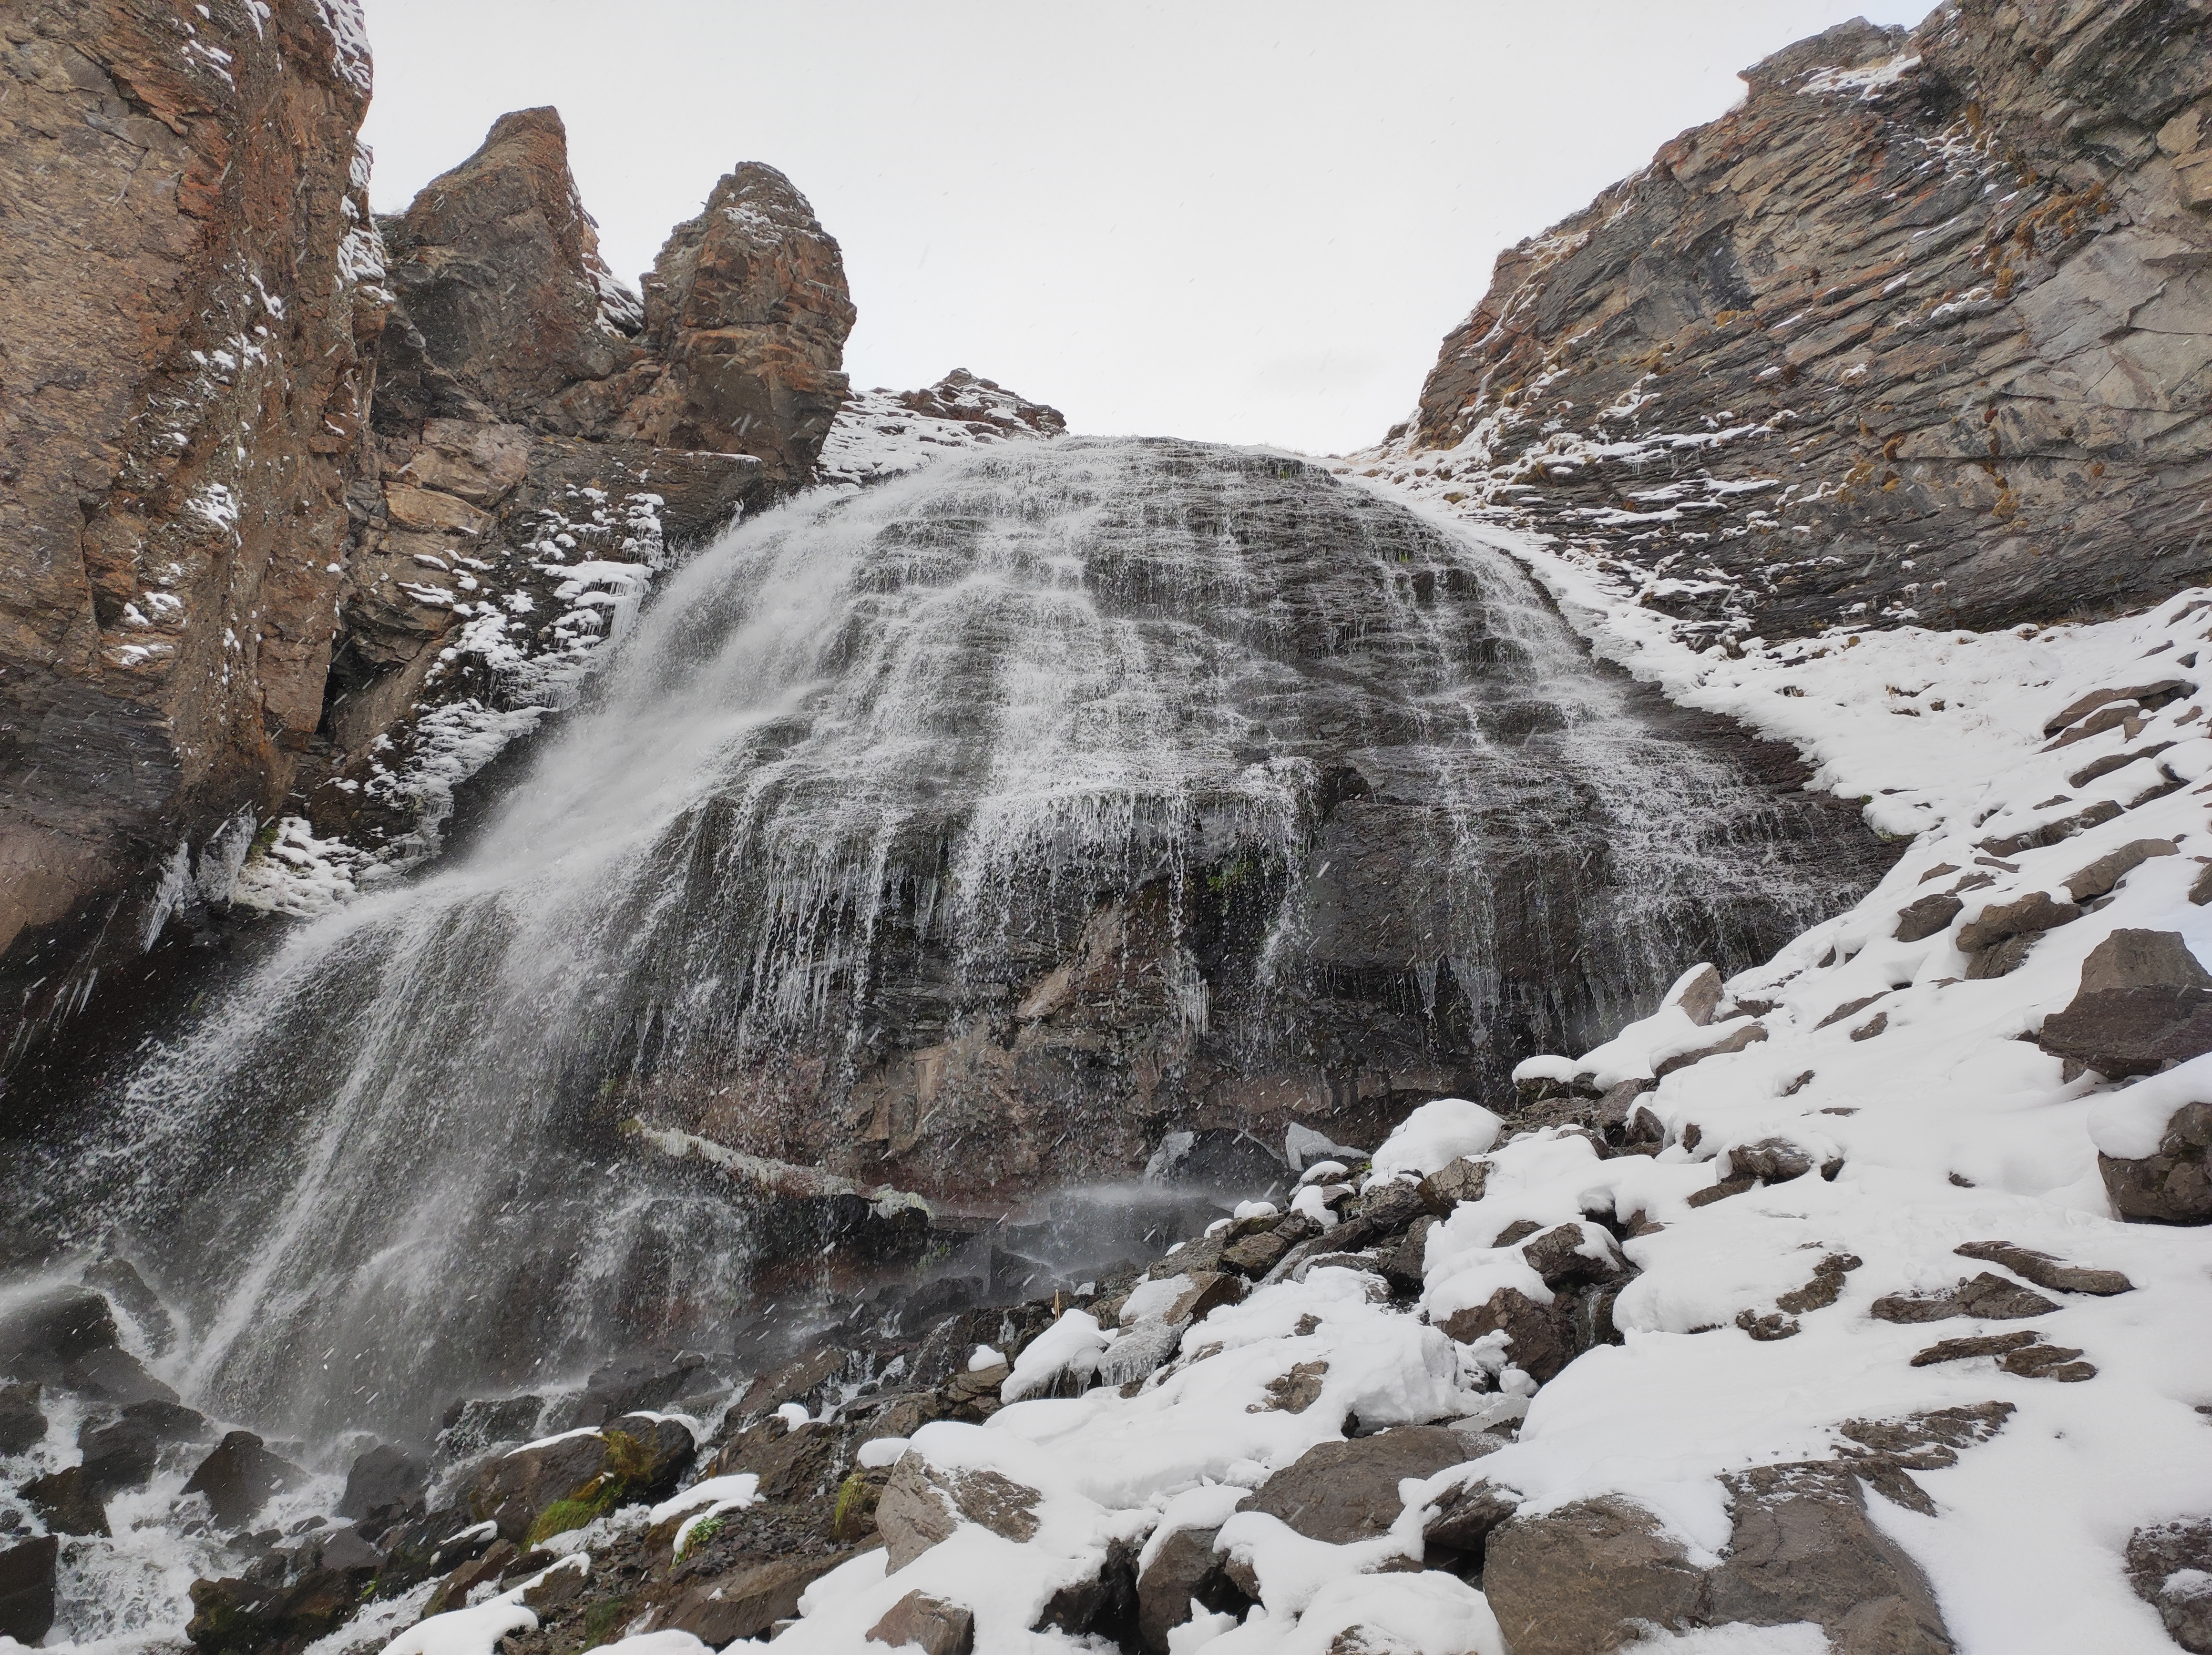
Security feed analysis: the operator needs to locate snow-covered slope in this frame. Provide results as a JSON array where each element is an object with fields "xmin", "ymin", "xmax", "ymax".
[{"xmin": 749, "ymin": 518, "xmax": 2212, "ymax": 1649}]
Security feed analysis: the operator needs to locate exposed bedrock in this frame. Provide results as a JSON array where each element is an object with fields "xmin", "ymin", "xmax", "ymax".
[
  {"xmin": 0, "ymin": 78, "xmax": 862, "ymax": 1099},
  {"xmin": 4, "ymin": 438, "xmax": 1891, "ymax": 1436},
  {"xmin": 0, "ymin": 0, "xmax": 381, "ymax": 1004},
  {"xmin": 1392, "ymin": 0, "xmax": 2212, "ymax": 642}
]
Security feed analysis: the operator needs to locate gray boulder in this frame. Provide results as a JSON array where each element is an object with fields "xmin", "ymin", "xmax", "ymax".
[
  {"xmin": 866, "ymin": 1590, "xmax": 974, "ymax": 1655},
  {"xmin": 876, "ymin": 1455, "xmax": 1040, "ymax": 1571},
  {"xmin": 2099, "ymin": 1100, "xmax": 2212, "ymax": 1224},
  {"xmin": 1137, "ymin": 1525, "xmax": 1249, "ymax": 1653},
  {"xmin": 2127, "ymin": 1518, "xmax": 2212, "ymax": 1653},
  {"xmin": 1705, "ymin": 1464, "xmax": 1952, "ymax": 1652},
  {"xmin": 1869, "ymin": 1273, "xmax": 2058, "ymax": 1324},
  {"xmin": 22, "ymin": 1465, "xmax": 108, "ymax": 1537},
  {"xmin": 62, "ymin": 1347, "xmax": 177, "ymax": 1407},
  {"xmin": 0, "ymin": 1534, "xmax": 58, "ymax": 1645},
  {"xmin": 339, "ymin": 1444, "xmax": 429, "ymax": 1525},
  {"xmin": 2064, "ymin": 838, "xmax": 2177, "ymax": 902},
  {"xmin": 665, "ymin": 1552, "xmax": 852, "ymax": 1645},
  {"xmin": 0, "ymin": 1384, "xmax": 43, "ymax": 1457},
  {"xmin": 1893, "ymin": 893, "xmax": 1962, "ymax": 942},
  {"xmin": 1244, "ymin": 1427, "xmax": 1474, "ymax": 1544},
  {"xmin": 2038, "ymin": 930, "xmax": 2212, "ymax": 1078},
  {"xmin": 1483, "ymin": 1497, "xmax": 1705, "ymax": 1654},
  {"xmin": 183, "ymin": 1432, "xmax": 306, "ymax": 1531},
  {"xmin": 0, "ymin": 1288, "xmax": 119, "ymax": 1384}
]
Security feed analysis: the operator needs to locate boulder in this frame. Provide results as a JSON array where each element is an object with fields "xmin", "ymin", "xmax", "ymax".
[
  {"xmin": 1675, "ymin": 963, "xmax": 1726, "ymax": 1026},
  {"xmin": 1137, "ymin": 1526, "xmax": 1250, "ymax": 1653},
  {"xmin": 1956, "ymin": 891, "xmax": 2079, "ymax": 954},
  {"xmin": 2126, "ymin": 1518, "xmax": 2212, "ymax": 1653},
  {"xmin": 2045, "ymin": 683, "xmax": 2193, "ymax": 737},
  {"xmin": 1965, "ymin": 930, "xmax": 2041, "ymax": 981},
  {"xmin": 79, "ymin": 1408, "xmax": 173, "ymax": 1495},
  {"xmin": 1034, "ymin": 1537, "xmax": 1138, "ymax": 1640},
  {"xmin": 339, "ymin": 1444, "xmax": 430, "ymax": 1525},
  {"xmin": 2099, "ymin": 1100, "xmax": 2212, "ymax": 1223},
  {"xmin": 1164, "ymin": 1272, "xmax": 1246, "ymax": 1324},
  {"xmin": 0, "ymin": 1384, "xmax": 44, "ymax": 1457},
  {"xmin": 1483, "ymin": 1497, "xmax": 1705, "ymax": 1654},
  {"xmin": 1244, "ymin": 1428, "xmax": 1473, "ymax": 1544},
  {"xmin": 0, "ymin": 1534, "xmax": 58, "ymax": 1645},
  {"xmin": 1250, "ymin": 1360, "xmax": 1330, "ymax": 1415},
  {"xmin": 711, "ymin": 1418, "xmax": 843, "ymax": 1503},
  {"xmin": 1732, "ymin": 1137, "xmax": 1843, "ymax": 1186},
  {"xmin": 2038, "ymin": 930, "xmax": 2212, "ymax": 1079},
  {"xmin": 866, "ymin": 1590, "xmax": 974, "ymax": 1655},
  {"xmin": 876, "ymin": 1455, "xmax": 1041, "ymax": 1571},
  {"xmin": 1375, "ymin": 1217, "xmax": 1437, "ymax": 1294},
  {"xmin": 185, "ymin": 1562, "xmax": 374, "ymax": 1655},
  {"xmin": 1704, "ymin": 1463, "xmax": 1952, "ymax": 1651},
  {"xmin": 665, "ymin": 1552, "xmax": 851, "ymax": 1646},
  {"xmin": 60, "ymin": 1346, "xmax": 177, "ymax": 1407},
  {"xmin": 1442, "ymin": 1288, "xmax": 1573, "ymax": 1383},
  {"xmin": 184, "ymin": 1431, "xmax": 305, "ymax": 1532},
  {"xmin": 1417, "ymin": 1158, "xmax": 1492, "ymax": 1216},
  {"xmin": 21, "ymin": 1465, "xmax": 108, "ymax": 1536},
  {"xmin": 1352, "ymin": 1179, "xmax": 1430, "ymax": 1233},
  {"xmin": 1654, "ymin": 1021, "xmax": 1768, "ymax": 1078},
  {"xmin": 422, "ymin": 1538, "xmax": 515, "ymax": 1617},
  {"xmin": 1868, "ymin": 1273, "xmax": 2058, "ymax": 1324},
  {"xmin": 1220, "ymin": 1228, "xmax": 1297, "ymax": 1278},
  {"xmin": 735, "ymin": 1346, "xmax": 846, "ymax": 1419},
  {"xmin": 0, "ymin": 1288, "xmax": 119, "ymax": 1383},
  {"xmin": 2065, "ymin": 838, "xmax": 2177, "ymax": 902},
  {"xmin": 1893, "ymin": 894, "xmax": 1963, "ymax": 942},
  {"xmin": 1143, "ymin": 1128, "xmax": 1286, "ymax": 1192},
  {"xmin": 468, "ymin": 1414, "xmax": 692, "ymax": 1544},
  {"xmin": 80, "ymin": 1258, "xmax": 174, "ymax": 1355},
  {"xmin": 1522, "ymin": 1223, "xmax": 1626, "ymax": 1290},
  {"xmin": 1952, "ymin": 1240, "xmax": 2131, "ymax": 1297},
  {"xmin": 1421, "ymin": 1472, "xmax": 1519, "ymax": 1561}
]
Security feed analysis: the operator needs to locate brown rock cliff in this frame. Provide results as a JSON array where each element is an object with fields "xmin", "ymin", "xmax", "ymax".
[
  {"xmin": 1388, "ymin": 0, "xmax": 2212, "ymax": 641},
  {"xmin": 0, "ymin": 0, "xmax": 382, "ymax": 972}
]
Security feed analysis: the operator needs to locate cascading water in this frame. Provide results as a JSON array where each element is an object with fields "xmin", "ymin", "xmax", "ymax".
[{"xmin": 7, "ymin": 437, "xmax": 1886, "ymax": 1443}]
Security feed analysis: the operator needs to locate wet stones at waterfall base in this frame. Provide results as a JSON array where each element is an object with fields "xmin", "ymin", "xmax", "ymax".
[
  {"xmin": 470, "ymin": 1414, "xmax": 693, "ymax": 1544},
  {"xmin": 185, "ymin": 1433, "xmax": 307, "ymax": 1532},
  {"xmin": 0, "ymin": 1534, "xmax": 59, "ymax": 1645}
]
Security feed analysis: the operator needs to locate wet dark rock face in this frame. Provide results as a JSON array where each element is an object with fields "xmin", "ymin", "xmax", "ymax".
[
  {"xmin": 1394, "ymin": 2, "xmax": 2212, "ymax": 642},
  {"xmin": 2, "ymin": 438, "xmax": 1889, "ymax": 1439}
]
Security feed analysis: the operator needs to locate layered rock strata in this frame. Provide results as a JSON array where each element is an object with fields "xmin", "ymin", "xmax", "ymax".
[
  {"xmin": 1, "ymin": 82, "xmax": 867, "ymax": 1085},
  {"xmin": 1378, "ymin": 0, "xmax": 2212, "ymax": 642},
  {"xmin": 0, "ymin": 0, "xmax": 382, "ymax": 981}
]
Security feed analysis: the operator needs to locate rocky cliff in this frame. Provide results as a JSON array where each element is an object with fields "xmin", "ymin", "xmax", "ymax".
[
  {"xmin": 0, "ymin": 0, "xmax": 381, "ymax": 1009},
  {"xmin": 0, "ymin": 72, "xmax": 874, "ymax": 1090},
  {"xmin": 1373, "ymin": 0, "xmax": 2211, "ymax": 644}
]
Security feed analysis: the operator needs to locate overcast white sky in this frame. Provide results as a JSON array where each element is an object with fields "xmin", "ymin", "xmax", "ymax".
[{"xmin": 357, "ymin": 1, "xmax": 1928, "ymax": 455}]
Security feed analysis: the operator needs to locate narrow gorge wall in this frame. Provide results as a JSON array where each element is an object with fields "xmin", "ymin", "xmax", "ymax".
[{"xmin": 1385, "ymin": 0, "xmax": 2211, "ymax": 642}]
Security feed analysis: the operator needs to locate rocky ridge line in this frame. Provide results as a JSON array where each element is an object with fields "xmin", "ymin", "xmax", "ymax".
[{"xmin": 1362, "ymin": 1, "xmax": 2211, "ymax": 645}]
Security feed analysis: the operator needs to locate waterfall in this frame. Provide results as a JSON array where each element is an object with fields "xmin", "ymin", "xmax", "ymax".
[{"xmin": 10, "ymin": 438, "xmax": 1883, "ymax": 1440}]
